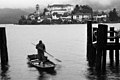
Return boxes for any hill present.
[0,8,29,24]
[0,7,120,24]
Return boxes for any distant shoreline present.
[1,22,120,25]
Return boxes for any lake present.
[0,23,120,80]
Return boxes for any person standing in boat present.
[36,40,46,64]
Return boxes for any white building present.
[47,4,74,15]
[93,14,107,22]
[73,13,92,22]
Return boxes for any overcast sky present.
[0,0,119,10]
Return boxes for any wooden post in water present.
[109,27,114,66]
[87,21,93,66]
[115,36,119,66]
[0,27,8,70]
[101,25,108,73]
[95,24,108,74]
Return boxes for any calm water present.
[0,24,120,80]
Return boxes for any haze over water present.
[0,24,120,80]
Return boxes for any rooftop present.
[48,4,73,8]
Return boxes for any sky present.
[0,0,120,10]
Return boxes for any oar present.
[31,43,62,62]
[44,51,62,62]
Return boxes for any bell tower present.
[36,4,39,11]
[35,4,40,16]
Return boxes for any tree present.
[72,5,93,14]
[43,8,48,15]
[72,4,80,14]
[109,8,119,21]
[80,5,93,13]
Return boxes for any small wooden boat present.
[27,54,56,74]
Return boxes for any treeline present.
[72,5,93,14]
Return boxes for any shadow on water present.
[0,64,11,80]
[38,69,57,76]
[86,64,120,80]
[38,73,55,80]
[37,70,57,80]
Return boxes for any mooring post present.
[87,21,94,66]
[95,24,108,74]
[101,25,108,73]
[109,27,114,66]
[115,36,119,66]
[0,27,8,70]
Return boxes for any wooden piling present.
[101,25,107,73]
[115,36,119,66]
[102,49,107,73]
[95,24,108,74]
[109,50,114,66]
[0,27,8,70]
[109,27,114,66]
[87,21,96,67]
[87,21,92,61]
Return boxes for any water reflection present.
[86,67,108,80]
[0,65,11,80]
[38,69,57,76]
[86,64,120,80]
[38,72,55,80]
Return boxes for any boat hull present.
[27,54,56,74]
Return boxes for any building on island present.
[72,5,93,23]
[93,11,108,23]
[45,4,74,20]
[19,4,110,24]
[72,13,92,23]
[47,4,74,15]
[34,4,40,16]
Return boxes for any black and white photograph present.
[0,0,120,80]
